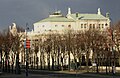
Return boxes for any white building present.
[33,8,110,34]
[26,8,111,67]
[9,8,111,68]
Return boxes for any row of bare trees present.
[28,28,120,73]
[1,22,120,73]
[0,27,24,74]
[27,22,120,73]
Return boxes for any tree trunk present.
[68,50,70,71]
[96,53,99,73]
[57,47,60,70]
[106,57,108,74]
[52,56,54,70]
[47,53,50,70]
[15,53,20,74]
[86,51,89,72]
[40,54,42,69]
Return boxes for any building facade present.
[33,8,110,34]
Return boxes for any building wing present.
[68,13,109,20]
[34,16,74,24]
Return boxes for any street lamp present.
[25,23,30,76]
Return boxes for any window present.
[105,23,108,26]
[35,39,38,41]
[84,24,87,28]
[89,24,92,28]
[84,26,86,28]
[81,24,83,28]
[68,25,71,28]
[102,24,104,26]
[93,24,95,29]
[98,24,101,29]
[55,25,57,27]
[42,25,44,27]
[62,25,64,27]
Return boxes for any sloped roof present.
[70,13,108,20]
[35,16,74,23]
[34,12,109,24]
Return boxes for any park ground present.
[0,69,120,78]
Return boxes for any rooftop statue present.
[9,23,18,36]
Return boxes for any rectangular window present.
[62,25,64,27]
[98,24,101,29]
[84,24,87,28]
[93,24,95,29]
[81,24,83,28]
[84,26,86,28]
[55,25,57,27]
[42,25,44,27]
[89,24,92,29]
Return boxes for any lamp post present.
[25,24,30,76]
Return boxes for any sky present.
[0,0,120,31]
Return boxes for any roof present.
[35,16,74,23]
[34,12,109,24]
[69,13,109,20]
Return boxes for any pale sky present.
[0,0,119,31]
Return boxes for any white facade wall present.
[34,22,76,34]
[77,19,110,31]
[34,19,110,34]
[34,22,51,33]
